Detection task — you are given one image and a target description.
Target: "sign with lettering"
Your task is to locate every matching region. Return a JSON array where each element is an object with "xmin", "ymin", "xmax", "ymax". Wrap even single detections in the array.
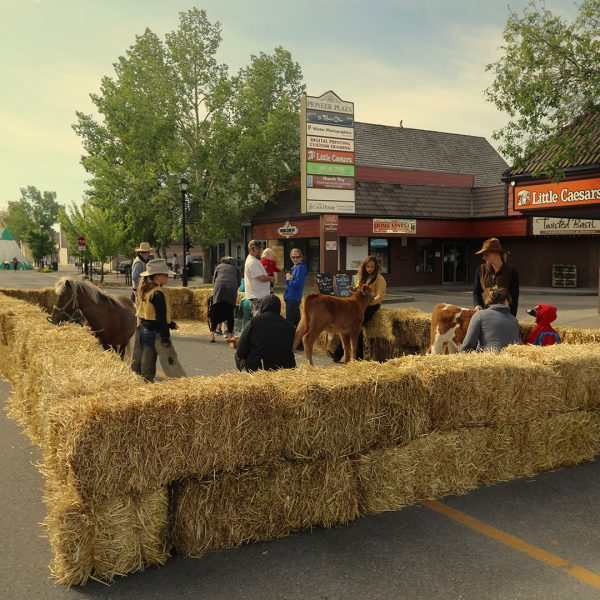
[
  {"xmin": 323, "ymin": 214, "xmax": 339, "ymax": 231},
  {"xmin": 276, "ymin": 221, "xmax": 299, "ymax": 238},
  {"xmin": 307, "ymin": 136, "xmax": 354, "ymax": 153},
  {"xmin": 532, "ymin": 217, "xmax": 600, "ymax": 235},
  {"xmin": 306, "ymin": 148, "xmax": 355, "ymax": 165},
  {"xmin": 373, "ymin": 218, "xmax": 417, "ymax": 234},
  {"xmin": 514, "ymin": 177, "xmax": 600, "ymax": 211},
  {"xmin": 308, "ymin": 175, "xmax": 355, "ymax": 190},
  {"xmin": 307, "ymin": 163, "xmax": 355, "ymax": 177},
  {"xmin": 306, "ymin": 91, "xmax": 354, "ymax": 114},
  {"xmin": 301, "ymin": 91, "xmax": 355, "ymax": 214},
  {"xmin": 307, "ymin": 110, "xmax": 354, "ymax": 128},
  {"xmin": 307, "ymin": 200, "xmax": 355, "ymax": 214},
  {"xmin": 334, "ymin": 273, "xmax": 352, "ymax": 297},
  {"xmin": 316, "ymin": 272, "xmax": 335, "ymax": 295},
  {"xmin": 307, "ymin": 122, "xmax": 354, "ymax": 139}
]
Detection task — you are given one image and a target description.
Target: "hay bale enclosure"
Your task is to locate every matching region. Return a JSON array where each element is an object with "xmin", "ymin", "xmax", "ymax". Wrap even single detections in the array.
[{"xmin": 1, "ymin": 286, "xmax": 600, "ymax": 585}]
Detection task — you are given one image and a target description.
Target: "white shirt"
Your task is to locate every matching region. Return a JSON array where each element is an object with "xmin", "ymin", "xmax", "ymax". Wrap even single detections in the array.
[{"xmin": 244, "ymin": 254, "xmax": 270, "ymax": 299}]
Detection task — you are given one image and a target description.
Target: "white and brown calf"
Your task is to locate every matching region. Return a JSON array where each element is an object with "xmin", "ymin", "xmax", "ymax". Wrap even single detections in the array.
[{"xmin": 429, "ymin": 303, "xmax": 477, "ymax": 354}]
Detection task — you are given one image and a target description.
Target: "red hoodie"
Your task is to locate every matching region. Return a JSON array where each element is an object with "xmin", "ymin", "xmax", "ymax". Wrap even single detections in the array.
[{"xmin": 526, "ymin": 304, "xmax": 560, "ymax": 345}]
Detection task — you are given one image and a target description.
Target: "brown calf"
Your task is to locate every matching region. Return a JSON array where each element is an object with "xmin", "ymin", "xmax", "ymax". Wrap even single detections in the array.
[
  {"xmin": 294, "ymin": 285, "xmax": 373, "ymax": 366},
  {"xmin": 429, "ymin": 303, "xmax": 477, "ymax": 354}
]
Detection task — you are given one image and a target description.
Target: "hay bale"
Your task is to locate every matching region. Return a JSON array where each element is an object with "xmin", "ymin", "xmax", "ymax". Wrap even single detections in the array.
[
  {"xmin": 6, "ymin": 312, "xmax": 138, "ymax": 447},
  {"xmin": 277, "ymin": 362, "xmax": 429, "ymax": 460},
  {"xmin": 357, "ymin": 429, "xmax": 490, "ymax": 514},
  {"xmin": 389, "ymin": 351, "xmax": 566, "ymax": 429},
  {"xmin": 62, "ymin": 373, "xmax": 286, "ymax": 500},
  {"xmin": 44, "ymin": 480, "xmax": 170, "ymax": 585},
  {"xmin": 60, "ymin": 361, "xmax": 429, "ymax": 501},
  {"xmin": 172, "ymin": 457, "xmax": 358, "ymax": 557},
  {"xmin": 504, "ymin": 344, "xmax": 600, "ymax": 410},
  {"xmin": 364, "ymin": 308, "xmax": 431, "ymax": 360},
  {"xmin": 357, "ymin": 410, "xmax": 600, "ymax": 514},
  {"xmin": 483, "ymin": 410, "xmax": 600, "ymax": 483},
  {"xmin": 0, "ymin": 286, "xmax": 56, "ymax": 310}
]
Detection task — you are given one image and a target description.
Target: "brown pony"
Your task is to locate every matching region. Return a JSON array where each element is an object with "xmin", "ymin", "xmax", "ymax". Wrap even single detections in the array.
[{"xmin": 48, "ymin": 277, "xmax": 136, "ymax": 358}]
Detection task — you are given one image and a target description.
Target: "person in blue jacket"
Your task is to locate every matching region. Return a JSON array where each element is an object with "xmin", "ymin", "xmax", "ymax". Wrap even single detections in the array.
[{"xmin": 283, "ymin": 247, "xmax": 307, "ymax": 329}]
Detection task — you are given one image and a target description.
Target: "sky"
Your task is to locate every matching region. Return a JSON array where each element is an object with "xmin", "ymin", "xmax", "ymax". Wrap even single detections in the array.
[{"xmin": 0, "ymin": 0, "xmax": 579, "ymax": 211}]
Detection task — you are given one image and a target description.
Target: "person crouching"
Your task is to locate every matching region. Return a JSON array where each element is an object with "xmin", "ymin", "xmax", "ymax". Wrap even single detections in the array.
[
  {"xmin": 235, "ymin": 295, "xmax": 296, "ymax": 372},
  {"xmin": 135, "ymin": 258, "xmax": 186, "ymax": 382},
  {"xmin": 526, "ymin": 304, "xmax": 561, "ymax": 346}
]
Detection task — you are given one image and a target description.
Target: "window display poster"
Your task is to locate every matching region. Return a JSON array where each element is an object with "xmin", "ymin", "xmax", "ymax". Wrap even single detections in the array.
[{"xmin": 346, "ymin": 236, "xmax": 368, "ymax": 270}]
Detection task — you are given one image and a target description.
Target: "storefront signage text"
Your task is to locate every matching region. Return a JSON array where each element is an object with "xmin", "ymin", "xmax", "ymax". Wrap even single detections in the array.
[
  {"xmin": 301, "ymin": 91, "xmax": 355, "ymax": 215},
  {"xmin": 323, "ymin": 214, "xmax": 339, "ymax": 231},
  {"xmin": 306, "ymin": 122, "xmax": 354, "ymax": 140},
  {"xmin": 373, "ymin": 218, "xmax": 417, "ymax": 234},
  {"xmin": 514, "ymin": 177, "xmax": 600, "ymax": 211},
  {"xmin": 276, "ymin": 221, "xmax": 299, "ymax": 238},
  {"xmin": 532, "ymin": 217, "xmax": 600, "ymax": 235},
  {"xmin": 308, "ymin": 175, "xmax": 355, "ymax": 190},
  {"xmin": 306, "ymin": 148, "xmax": 354, "ymax": 165},
  {"xmin": 306, "ymin": 110, "xmax": 354, "ymax": 128}
]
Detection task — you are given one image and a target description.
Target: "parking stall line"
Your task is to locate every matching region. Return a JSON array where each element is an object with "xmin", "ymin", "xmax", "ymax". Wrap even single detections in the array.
[{"xmin": 422, "ymin": 499, "xmax": 600, "ymax": 591}]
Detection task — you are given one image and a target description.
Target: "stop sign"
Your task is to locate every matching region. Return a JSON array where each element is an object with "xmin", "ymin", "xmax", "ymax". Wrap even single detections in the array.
[{"xmin": 76, "ymin": 236, "xmax": 86, "ymax": 250}]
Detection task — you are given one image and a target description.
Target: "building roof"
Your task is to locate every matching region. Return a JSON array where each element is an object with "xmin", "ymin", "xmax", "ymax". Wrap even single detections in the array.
[
  {"xmin": 255, "ymin": 182, "xmax": 507, "ymax": 223},
  {"xmin": 504, "ymin": 108, "xmax": 600, "ymax": 178},
  {"xmin": 355, "ymin": 182, "xmax": 472, "ymax": 218},
  {"xmin": 354, "ymin": 122, "xmax": 508, "ymax": 187},
  {"xmin": 472, "ymin": 185, "xmax": 506, "ymax": 218}
]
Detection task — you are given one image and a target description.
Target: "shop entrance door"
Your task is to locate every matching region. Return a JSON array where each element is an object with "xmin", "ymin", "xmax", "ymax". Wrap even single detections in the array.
[{"xmin": 442, "ymin": 243, "xmax": 469, "ymax": 283}]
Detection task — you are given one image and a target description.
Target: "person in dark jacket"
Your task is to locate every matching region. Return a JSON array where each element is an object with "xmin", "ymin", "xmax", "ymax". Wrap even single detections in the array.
[
  {"xmin": 235, "ymin": 295, "xmax": 296, "ymax": 372},
  {"xmin": 472, "ymin": 238, "xmax": 519, "ymax": 316},
  {"xmin": 526, "ymin": 304, "xmax": 561, "ymax": 345},
  {"xmin": 210, "ymin": 256, "xmax": 240, "ymax": 342}
]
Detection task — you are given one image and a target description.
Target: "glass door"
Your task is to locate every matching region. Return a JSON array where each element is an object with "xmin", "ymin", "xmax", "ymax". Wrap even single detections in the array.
[{"xmin": 442, "ymin": 243, "xmax": 469, "ymax": 283}]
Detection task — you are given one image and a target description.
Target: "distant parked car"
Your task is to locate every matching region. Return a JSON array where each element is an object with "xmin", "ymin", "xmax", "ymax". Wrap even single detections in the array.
[{"xmin": 116, "ymin": 260, "xmax": 132, "ymax": 274}]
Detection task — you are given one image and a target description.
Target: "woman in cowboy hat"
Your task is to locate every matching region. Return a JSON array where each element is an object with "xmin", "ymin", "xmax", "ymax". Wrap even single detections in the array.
[
  {"xmin": 472, "ymin": 238, "xmax": 520, "ymax": 316},
  {"xmin": 135, "ymin": 258, "xmax": 186, "ymax": 382}
]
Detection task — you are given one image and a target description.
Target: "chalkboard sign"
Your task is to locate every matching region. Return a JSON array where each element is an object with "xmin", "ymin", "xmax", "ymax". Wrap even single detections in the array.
[
  {"xmin": 316, "ymin": 272, "xmax": 335, "ymax": 295},
  {"xmin": 334, "ymin": 273, "xmax": 352, "ymax": 297}
]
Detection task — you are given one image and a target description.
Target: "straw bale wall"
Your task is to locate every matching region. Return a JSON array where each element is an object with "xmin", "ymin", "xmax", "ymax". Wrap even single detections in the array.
[{"xmin": 2, "ymin": 290, "xmax": 600, "ymax": 585}]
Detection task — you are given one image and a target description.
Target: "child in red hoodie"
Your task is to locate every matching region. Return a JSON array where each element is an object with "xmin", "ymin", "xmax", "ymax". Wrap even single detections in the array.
[
  {"xmin": 261, "ymin": 248, "xmax": 280, "ymax": 289},
  {"xmin": 526, "ymin": 304, "xmax": 561, "ymax": 345}
]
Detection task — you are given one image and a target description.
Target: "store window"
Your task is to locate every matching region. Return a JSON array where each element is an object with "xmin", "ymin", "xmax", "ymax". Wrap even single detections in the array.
[
  {"xmin": 416, "ymin": 239, "xmax": 434, "ymax": 273},
  {"xmin": 283, "ymin": 238, "xmax": 320, "ymax": 272},
  {"xmin": 369, "ymin": 238, "xmax": 389, "ymax": 273}
]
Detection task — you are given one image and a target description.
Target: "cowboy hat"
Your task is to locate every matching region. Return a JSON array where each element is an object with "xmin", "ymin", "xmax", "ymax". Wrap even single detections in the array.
[
  {"xmin": 140, "ymin": 258, "xmax": 175, "ymax": 278},
  {"xmin": 475, "ymin": 238, "xmax": 503, "ymax": 254},
  {"xmin": 135, "ymin": 241, "xmax": 152, "ymax": 252}
]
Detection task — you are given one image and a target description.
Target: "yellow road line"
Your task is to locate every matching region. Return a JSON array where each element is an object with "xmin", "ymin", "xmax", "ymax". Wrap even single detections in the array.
[{"xmin": 422, "ymin": 499, "xmax": 600, "ymax": 591}]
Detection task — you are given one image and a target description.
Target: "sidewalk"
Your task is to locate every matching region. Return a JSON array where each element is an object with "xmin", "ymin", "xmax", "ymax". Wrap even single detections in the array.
[{"xmin": 63, "ymin": 266, "xmax": 599, "ymax": 299}]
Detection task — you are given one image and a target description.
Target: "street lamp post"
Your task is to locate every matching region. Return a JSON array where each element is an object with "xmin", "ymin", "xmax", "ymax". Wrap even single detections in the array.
[{"xmin": 179, "ymin": 177, "xmax": 189, "ymax": 287}]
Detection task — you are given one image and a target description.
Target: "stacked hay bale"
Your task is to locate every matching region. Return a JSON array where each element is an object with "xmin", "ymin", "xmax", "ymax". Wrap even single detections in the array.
[
  {"xmin": 0, "ymin": 292, "xmax": 170, "ymax": 585},
  {"xmin": 0, "ymin": 285, "xmax": 56, "ymax": 310},
  {"xmin": 2, "ymin": 291, "xmax": 600, "ymax": 585}
]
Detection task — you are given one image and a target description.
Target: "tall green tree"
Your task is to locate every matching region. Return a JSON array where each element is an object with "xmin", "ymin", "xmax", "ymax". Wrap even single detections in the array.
[
  {"xmin": 73, "ymin": 8, "xmax": 303, "ymax": 272},
  {"xmin": 486, "ymin": 0, "xmax": 600, "ymax": 178},
  {"xmin": 4, "ymin": 186, "xmax": 62, "ymax": 244},
  {"xmin": 59, "ymin": 203, "xmax": 127, "ymax": 283}
]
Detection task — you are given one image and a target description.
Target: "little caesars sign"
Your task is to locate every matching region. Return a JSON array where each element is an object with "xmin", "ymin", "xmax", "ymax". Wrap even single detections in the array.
[{"xmin": 301, "ymin": 91, "xmax": 355, "ymax": 214}]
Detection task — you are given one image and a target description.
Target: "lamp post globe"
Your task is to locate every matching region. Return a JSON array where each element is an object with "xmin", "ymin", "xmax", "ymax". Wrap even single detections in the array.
[{"xmin": 179, "ymin": 177, "xmax": 189, "ymax": 287}]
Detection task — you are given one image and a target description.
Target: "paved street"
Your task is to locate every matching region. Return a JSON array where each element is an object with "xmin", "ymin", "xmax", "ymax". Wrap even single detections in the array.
[{"xmin": 1, "ymin": 268, "xmax": 600, "ymax": 598}]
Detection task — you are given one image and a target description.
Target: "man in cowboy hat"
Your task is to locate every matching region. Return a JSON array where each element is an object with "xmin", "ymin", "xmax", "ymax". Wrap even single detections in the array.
[
  {"xmin": 472, "ymin": 237, "xmax": 520, "ymax": 316},
  {"xmin": 131, "ymin": 242, "xmax": 154, "ymax": 301}
]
